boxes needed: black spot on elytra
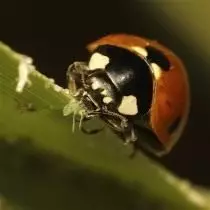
[168,117,181,134]
[146,46,171,71]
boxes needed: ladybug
[66,34,190,157]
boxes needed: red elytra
[87,34,190,154]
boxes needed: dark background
[1,0,210,187]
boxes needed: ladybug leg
[78,112,105,135]
[111,125,138,158]
[122,128,138,158]
[79,108,127,135]
[75,115,90,123]
[123,128,137,145]
[80,117,105,135]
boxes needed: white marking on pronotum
[88,53,109,70]
[101,89,108,96]
[16,56,33,93]
[91,79,101,90]
[118,95,138,115]
[131,46,148,57]
[151,63,162,80]
[103,97,112,104]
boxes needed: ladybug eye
[146,46,171,71]
[103,96,113,104]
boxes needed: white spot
[151,63,162,80]
[88,53,109,70]
[101,89,108,96]
[91,79,101,90]
[16,56,33,93]
[118,95,138,115]
[131,46,148,57]
[103,97,113,104]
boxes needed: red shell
[87,34,190,154]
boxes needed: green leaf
[0,42,210,210]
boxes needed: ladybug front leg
[78,112,105,135]
[124,128,137,145]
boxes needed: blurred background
[1,0,210,188]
